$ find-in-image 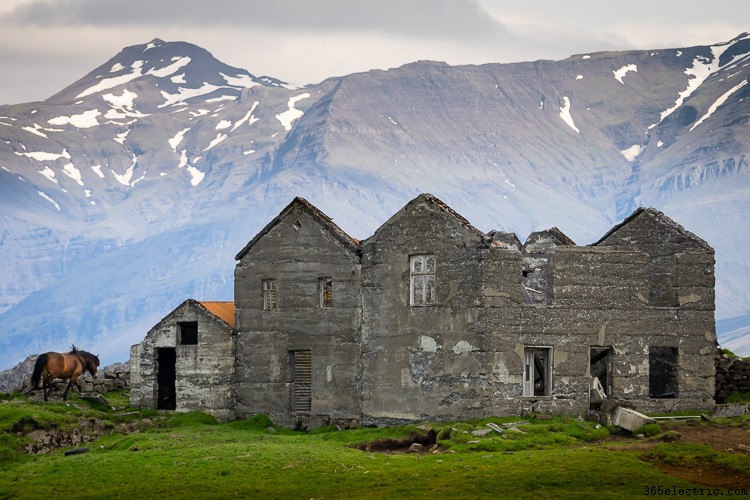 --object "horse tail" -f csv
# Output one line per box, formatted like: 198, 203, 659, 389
30, 353, 48, 388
